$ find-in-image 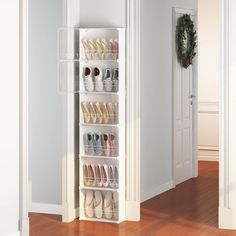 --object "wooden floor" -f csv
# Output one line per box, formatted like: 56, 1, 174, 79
30, 161, 236, 236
